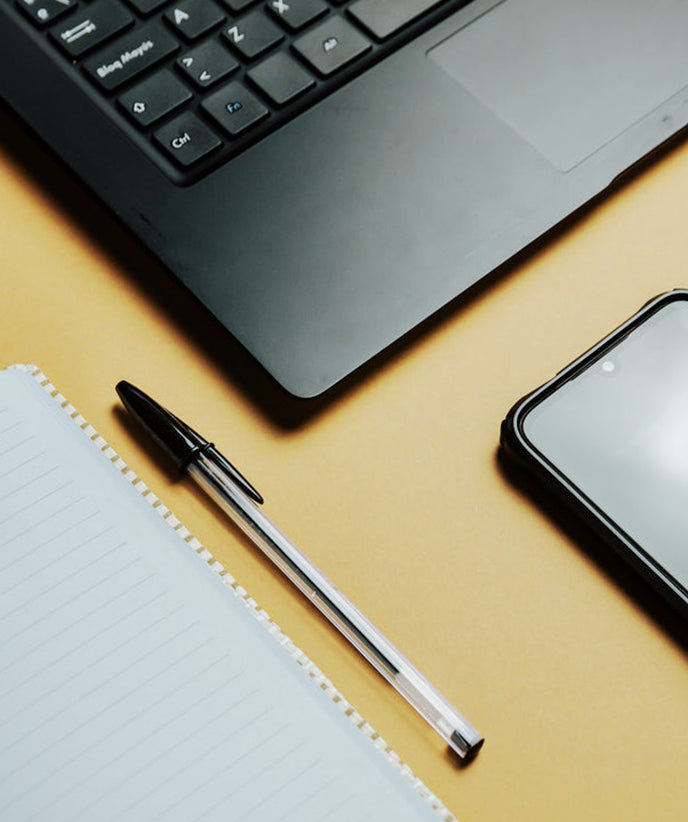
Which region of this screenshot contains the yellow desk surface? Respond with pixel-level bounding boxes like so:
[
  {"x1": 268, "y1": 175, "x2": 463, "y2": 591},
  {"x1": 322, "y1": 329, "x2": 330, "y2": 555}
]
[{"x1": 2, "y1": 111, "x2": 688, "y2": 821}]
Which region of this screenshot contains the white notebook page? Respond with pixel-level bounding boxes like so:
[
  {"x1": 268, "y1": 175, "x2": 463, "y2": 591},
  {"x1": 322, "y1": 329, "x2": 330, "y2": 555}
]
[{"x1": 0, "y1": 367, "x2": 454, "y2": 822}]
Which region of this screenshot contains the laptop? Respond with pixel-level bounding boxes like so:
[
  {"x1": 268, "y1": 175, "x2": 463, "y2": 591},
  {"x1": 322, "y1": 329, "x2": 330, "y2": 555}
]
[{"x1": 2, "y1": 0, "x2": 688, "y2": 398}]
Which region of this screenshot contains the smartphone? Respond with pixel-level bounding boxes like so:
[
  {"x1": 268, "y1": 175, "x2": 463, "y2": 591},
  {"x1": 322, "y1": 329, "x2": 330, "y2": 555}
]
[{"x1": 501, "y1": 290, "x2": 688, "y2": 616}]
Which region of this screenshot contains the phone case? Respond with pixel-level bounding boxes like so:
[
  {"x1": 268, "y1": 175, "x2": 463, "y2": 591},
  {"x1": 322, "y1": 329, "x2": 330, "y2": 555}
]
[{"x1": 500, "y1": 289, "x2": 688, "y2": 616}]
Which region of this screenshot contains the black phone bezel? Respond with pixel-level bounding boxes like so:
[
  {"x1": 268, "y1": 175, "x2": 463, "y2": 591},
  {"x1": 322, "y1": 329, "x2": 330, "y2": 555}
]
[{"x1": 500, "y1": 289, "x2": 688, "y2": 617}]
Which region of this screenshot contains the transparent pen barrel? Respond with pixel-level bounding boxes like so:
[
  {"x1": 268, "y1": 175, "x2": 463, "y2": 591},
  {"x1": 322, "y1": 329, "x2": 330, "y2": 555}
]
[{"x1": 189, "y1": 456, "x2": 483, "y2": 758}]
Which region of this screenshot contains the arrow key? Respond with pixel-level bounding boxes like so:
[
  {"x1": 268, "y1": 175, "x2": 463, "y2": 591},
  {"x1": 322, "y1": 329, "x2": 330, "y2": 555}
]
[
  {"x1": 118, "y1": 69, "x2": 192, "y2": 127},
  {"x1": 177, "y1": 39, "x2": 239, "y2": 89},
  {"x1": 164, "y1": 0, "x2": 225, "y2": 41}
]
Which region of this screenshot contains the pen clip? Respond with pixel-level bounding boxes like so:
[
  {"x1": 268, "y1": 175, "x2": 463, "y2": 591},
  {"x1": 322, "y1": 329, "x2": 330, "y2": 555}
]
[{"x1": 204, "y1": 445, "x2": 264, "y2": 505}]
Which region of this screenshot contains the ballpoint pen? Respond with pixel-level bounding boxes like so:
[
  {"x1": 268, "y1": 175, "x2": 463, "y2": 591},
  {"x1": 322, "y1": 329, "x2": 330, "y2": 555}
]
[{"x1": 116, "y1": 381, "x2": 484, "y2": 760}]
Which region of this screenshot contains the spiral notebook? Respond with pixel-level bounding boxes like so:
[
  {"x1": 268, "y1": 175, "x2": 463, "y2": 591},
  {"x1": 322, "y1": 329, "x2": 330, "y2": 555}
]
[{"x1": 0, "y1": 365, "x2": 457, "y2": 822}]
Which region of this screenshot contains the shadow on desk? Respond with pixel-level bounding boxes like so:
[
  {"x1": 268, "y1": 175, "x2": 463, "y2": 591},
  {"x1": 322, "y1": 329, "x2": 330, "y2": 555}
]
[
  {"x1": 3, "y1": 100, "x2": 682, "y2": 429},
  {"x1": 0, "y1": 101, "x2": 551, "y2": 429},
  {"x1": 496, "y1": 449, "x2": 688, "y2": 660}
]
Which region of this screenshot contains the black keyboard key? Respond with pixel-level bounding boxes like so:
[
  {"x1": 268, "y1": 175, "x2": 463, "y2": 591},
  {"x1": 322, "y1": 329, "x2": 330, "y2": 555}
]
[
  {"x1": 164, "y1": 0, "x2": 226, "y2": 41},
  {"x1": 202, "y1": 80, "x2": 269, "y2": 135},
  {"x1": 266, "y1": 0, "x2": 328, "y2": 32},
  {"x1": 223, "y1": 0, "x2": 255, "y2": 9},
  {"x1": 223, "y1": 10, "x2": 284, "y2": 60},
  {"x1": 83, "y1": 22, "x2": 179, "y2": 91},
  {"x1": 124, "y1": 0, "x2": 168, "y2": 15},
  {"x1": 294, "y1": 15, "x2": 371, "y2": 76},
  {"x1": 42, "y1": 0, "x2": 455, "y2": 183},
  {"x1": 177, "y1": 38, "x2": 239, "y2": 88},
  {"x1": 348, "y1": 0, "x2": 446, "y2": 40},
  {"x1": 49, "y1": 0, "x2": 133, "y2": 57},
  {"x1": 17, "y1": 0, "x2": 76, "y2": 27},
  {"x1": 247, "y1": 51, "x2": 314, "y2": 105},
  {"x1": 154, "y1": 111, "x2": 222, "y2": 165},
  {"x1": 118, "y1": 69, "x2": 192, "y2": 126}
]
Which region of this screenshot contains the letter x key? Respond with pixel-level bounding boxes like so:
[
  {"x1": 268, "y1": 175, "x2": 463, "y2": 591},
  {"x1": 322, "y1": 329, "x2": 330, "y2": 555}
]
[{"x1": 267, "y1": 0, "x2": 328, "y2": 31}]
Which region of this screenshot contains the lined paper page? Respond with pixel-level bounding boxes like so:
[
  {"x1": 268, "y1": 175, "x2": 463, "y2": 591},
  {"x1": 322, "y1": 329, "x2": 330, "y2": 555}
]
[{"x1": 0, "y1": 368, "x2": 453, "y2": 822}]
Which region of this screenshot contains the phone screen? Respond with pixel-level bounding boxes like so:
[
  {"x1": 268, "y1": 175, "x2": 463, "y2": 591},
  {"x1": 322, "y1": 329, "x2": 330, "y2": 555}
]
[{"x1": 523, "y1": 299, "x2": 688, "y2": 588}]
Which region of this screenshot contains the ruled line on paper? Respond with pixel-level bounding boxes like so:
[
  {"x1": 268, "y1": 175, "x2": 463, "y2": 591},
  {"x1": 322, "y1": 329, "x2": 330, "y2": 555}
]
[
  {"x1": 0, "y1": 526, "x2": 118, "y2": 604},
  {"x1": 0, "y1": 598, "x2": 181, "y2": 725},
  {"x1": 0, "y1": 450, "x2": 47, "y2": 481},
  {"x1": 0, "y1": 571, "x2": 156, "y2": 675},
  {"x1": 66, "y1": 680, "x2": 259, "y2": 822},
  {"x1": 25, "y1": 667, "x2": 251, "y2": 822},
  {"x1": 230, "y1": 741, "x2": 311, "y2": 799},
  {"x1": 110, "y1": 714, "x2": 278, "y2": 822},
  {"x1": 234, "y1": 756, "x2": 321, "y2": 820},
  {"x1": 0, "y1": 636, "x2": 216, "y2": 801},
  {"x1": 0, "y1": 480, "x2": 75, "y2": 529},
  {"x1": 0, "y1": 495, "x2": 87, "y2": 549},
  {"x1": 0, "y1": 555, "x2": 143, "y2": 650},
  {"x1": 321, "y1": 795, "x2": 359, "y2": 821},
  {"x1": 0, "y1": 435, "x2": 35, "y2": 460},
  {"x1": 0, "y1": 530, "x2": 120, "y2": 612},
  {"x1": 0, "y1": 619, "x2": 204, "y2": 759},
  {"x1": 275, "y1": 775, "x2": 341, "y2": 821},
  {"x1": 0, "y1": 465, "x2": 60, "y2": 503},
  {"x1": 146, "y1": 717, "x2": 286, "y2": 822},
  {"x1": 0, "y1": 590, "x2": 171, "y2": 703},
  {"x1": 52, "y1": 647, "x2": 228, "y2": 766},
  {"x1": 0, "y1": 510, "x2": 101, "y2": 573},
  {"x1": 154, "y1": 737, "x2": 320, "y2": 822}
]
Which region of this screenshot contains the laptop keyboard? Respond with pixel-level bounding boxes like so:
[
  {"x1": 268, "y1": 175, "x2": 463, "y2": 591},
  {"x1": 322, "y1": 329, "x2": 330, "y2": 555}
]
[{"x1": 12, "y1": 0, "x2": 465, "y2": 183}]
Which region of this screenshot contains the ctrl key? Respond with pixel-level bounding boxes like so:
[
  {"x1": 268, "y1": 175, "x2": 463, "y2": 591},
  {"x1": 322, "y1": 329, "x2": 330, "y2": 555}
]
[{"x1": 153, "y1": 112, "x2": 221, "y2": 167}]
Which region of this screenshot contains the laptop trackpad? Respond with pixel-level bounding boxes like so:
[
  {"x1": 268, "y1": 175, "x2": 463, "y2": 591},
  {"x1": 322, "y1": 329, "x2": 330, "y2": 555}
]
[{"x1": 429, "y1": 0, "x2": 688, "y2": 171}]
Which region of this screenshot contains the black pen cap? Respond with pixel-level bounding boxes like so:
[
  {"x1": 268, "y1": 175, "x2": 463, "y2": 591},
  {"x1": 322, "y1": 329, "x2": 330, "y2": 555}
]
[{"x1": 116, "y1": 381, "x2": 263, "y2": 504}]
